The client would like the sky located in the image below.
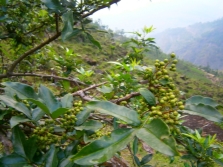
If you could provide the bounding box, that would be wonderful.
[91,0,223,33]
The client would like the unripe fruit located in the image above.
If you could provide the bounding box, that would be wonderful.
[162,69,168,74]
[157,111,162,116]
[173,111,178,116]
[155,63,160,67]
[160,61,165,66]
[171,64,176,68]
[160,100,165,104]
[179,105,184,110]
[170,53,176,58]
[156,71,162,76]
[173,59,178,64]
[151,106,156,110]
[164,59,168,63]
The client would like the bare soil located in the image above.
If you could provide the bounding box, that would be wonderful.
[182,115,223,141]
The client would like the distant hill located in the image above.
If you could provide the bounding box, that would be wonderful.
[153,18,223,70]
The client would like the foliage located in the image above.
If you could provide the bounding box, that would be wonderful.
[0,0,223,167]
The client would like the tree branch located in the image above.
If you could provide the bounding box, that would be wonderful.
[6,32,61,75]
[0,72,85,85]
[111,92,140,104]
[81,0,120,18]
[71,82,107,100]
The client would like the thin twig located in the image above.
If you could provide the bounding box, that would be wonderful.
[81,0,120,18]
[0,73,85,85]
[71,82,107,100]
[127,144,137,167]
[111,92,140,104]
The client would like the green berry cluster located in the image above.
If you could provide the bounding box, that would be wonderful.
[143,67,153,80]
[95,129,111,138]
[72,100,84,114]
[60,100,83,130]
[137,99,149,114]
[141,53,184,132]
[60,113,77,129]
[32,126,57,149]
[22,99,30,108]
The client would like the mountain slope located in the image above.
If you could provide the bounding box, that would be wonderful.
[153,18,223,70]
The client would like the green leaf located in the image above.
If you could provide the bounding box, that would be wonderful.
[27,99,51,116]
[61,11,81,41]
[42,0,64,13]
[2,82,38,100]
[184,162,191,167]
[24,137,38,161]
[87,101,141,126]
[159,78,169,86]
[182,103,223,123]
[134,155,141,166]
[75,108,92,126]
[38,85,61,112]
[10,116,31,128]
[133,137,138,155]
[32,107,45,121]
[65,140,79,157]
[75,120,103,131]
[136,119,179,156]
[61,93,73,108]
[0,153,28,167]
[0,111,7,120]
[0,0,7,6]
[59,157,74,167]
[12,126,27,158]
[86,33,102,49]
[0,95,31,118]
[96,86,113,94]
[186,95,219,107]
[11,127,38,161]
[214,159,223,166]
[61,80,70,91]
[51,108,69,119]
[140,154,153,165]
[45,145,59,167]
[139,88,156,106]
[71,128,136,165]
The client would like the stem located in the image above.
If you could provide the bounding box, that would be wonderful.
[127,144,138,167]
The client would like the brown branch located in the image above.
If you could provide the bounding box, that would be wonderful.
[6,32,61,75]
[0,131,12,155]
[111,92,140,104]
[22,122,35,128]
[0,72,86,85]
[90,114,113,125]
[81,0,121,18]
[71,82,107,101]
[24,23,46,35]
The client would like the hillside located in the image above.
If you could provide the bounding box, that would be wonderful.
[153,18,223,70]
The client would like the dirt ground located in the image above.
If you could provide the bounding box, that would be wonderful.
[182,114,223,141]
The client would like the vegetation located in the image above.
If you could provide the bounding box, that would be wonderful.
[0,0,223,167]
